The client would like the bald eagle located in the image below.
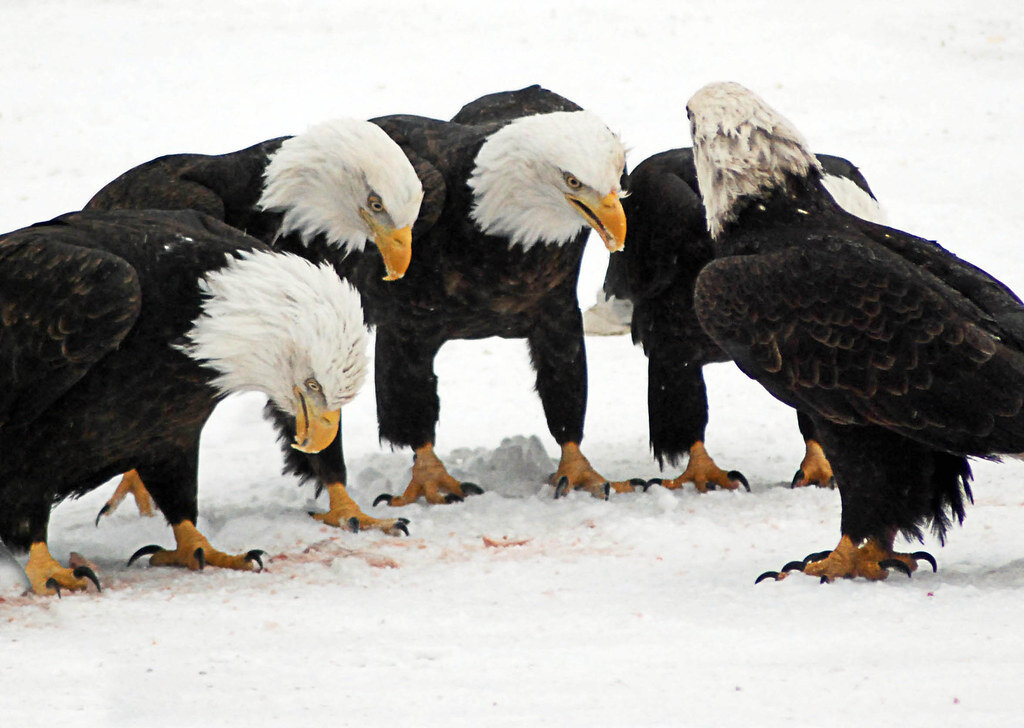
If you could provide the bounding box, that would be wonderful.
[0,209,368,595]
[88,87,632,516]
[687,82,1024,581]
[86,118,421,534]
[359,86,631,506]
[615,147,883,492]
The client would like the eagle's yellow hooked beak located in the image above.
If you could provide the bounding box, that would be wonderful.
[291,387,340,453]
[566,190,626,252]
[374,224,413,281]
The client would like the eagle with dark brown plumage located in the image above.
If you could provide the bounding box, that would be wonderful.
[687,82,1024,581]
[0,209,367,594]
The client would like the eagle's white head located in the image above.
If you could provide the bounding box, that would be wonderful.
[259,118,424,280]
[180,250,368,453]
[687,81,822,240]
[467,110,628,252]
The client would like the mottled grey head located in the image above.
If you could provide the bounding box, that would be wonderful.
[687,82,822,239]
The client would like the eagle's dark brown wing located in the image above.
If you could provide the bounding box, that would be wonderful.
[0,231,141,427]
[695,238,1024,455]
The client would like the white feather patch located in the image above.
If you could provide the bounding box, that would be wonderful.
[821,173,887,224]
[468,110,626,249]
[259,118,423,253]
[180,250,368,414]
[688,81,821,239]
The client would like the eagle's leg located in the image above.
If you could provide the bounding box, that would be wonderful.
[792,439,835,488]
[644,339,747,493]
[529,296,637,497]
[802,534,931,581]
[657,441,749,493]
[376,444,482,507]
[551,442,634,498]
[311,482,409,534]
[96,469,156,523]
[129,520,264,572]
[25,542,100,596]
[757,422,951,584]
[126,455,263,572]
[791,412,835,487]
[373,329,482,508]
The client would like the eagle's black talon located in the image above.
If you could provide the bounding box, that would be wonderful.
[643,478,662,492]
[373,493,393,507]
[878,558,912,578]
[827,476,837,489]
[347,516,360,533]
[245,550,265,572]
[94,504,111,527]
[803,550,832,564]
[72,566,101,592]
[553,475,571,499]
[46,578,62,598]
[781,560,806,574]
[396,517,410,525]
[127,544,164,567]
[602,482,611,499]
[728,470,751,492]
[394,521,410,536]
[911,551,937,572]
[628,478,647,492]
[790,469,804,488]
[820,576,829,584]
[194,548,205,571]
[755,570,780,584]
[461,482,484,496]
[444,493,464,504]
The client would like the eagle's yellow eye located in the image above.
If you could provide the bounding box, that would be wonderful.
[564,173,582,190]
[368,194,384,213]
[305,378,322,393]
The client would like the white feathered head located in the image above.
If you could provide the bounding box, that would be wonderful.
[259,118,423,280]
[468,110,628,252]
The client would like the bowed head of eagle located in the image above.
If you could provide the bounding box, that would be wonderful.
[686,81,1024,581]
[0,209,368,595]
[613,141,883,494]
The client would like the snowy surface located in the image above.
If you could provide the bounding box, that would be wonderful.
[2,1,1023,725]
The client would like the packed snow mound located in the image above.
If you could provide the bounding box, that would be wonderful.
[351,435,557,499]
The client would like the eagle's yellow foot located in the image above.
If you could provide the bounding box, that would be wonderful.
[311,482,409,535]
[649,442,749,493]
[551,442,636,499]
[95,469,156,525]
[373,444,483,507]
[755,534,937,583]
[791,439,835,488]
[127,520,264,572]
[25,542,101,596]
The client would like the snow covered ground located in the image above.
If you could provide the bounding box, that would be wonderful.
[2,1,1023,725]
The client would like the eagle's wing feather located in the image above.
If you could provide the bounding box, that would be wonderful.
[621,161,708,302]
[0,232,141,427]
[450,85,583,125]
[695,238,1024,453]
